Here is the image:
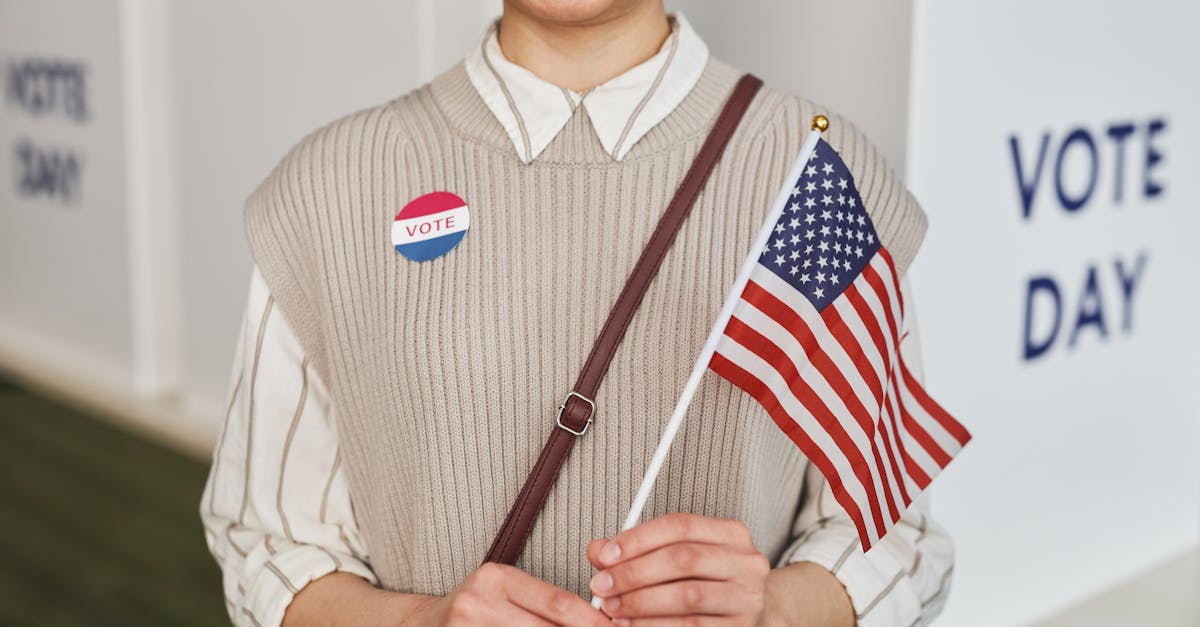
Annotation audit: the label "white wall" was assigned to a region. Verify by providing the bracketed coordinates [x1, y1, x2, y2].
[0, 0, 502, 445]
[906, 1, 1200, 624]
[672, 0, 913, 173]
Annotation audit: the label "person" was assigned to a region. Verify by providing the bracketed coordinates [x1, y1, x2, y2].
[200, 1, 956, 625]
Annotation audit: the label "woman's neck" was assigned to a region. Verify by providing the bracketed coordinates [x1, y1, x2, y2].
[497, 2, 671, 92]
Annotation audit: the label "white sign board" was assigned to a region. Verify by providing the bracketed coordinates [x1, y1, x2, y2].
[906, 1, 1200, 624]
[0, 0, 134, 379]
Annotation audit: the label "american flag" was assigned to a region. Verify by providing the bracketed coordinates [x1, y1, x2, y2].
[710, 138, 971, 550]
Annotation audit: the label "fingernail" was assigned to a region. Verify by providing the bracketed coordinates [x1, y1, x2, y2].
[613, 619, 630, 627]
[599, 541, 621, 565]
[590, 571, 613, 594]
[602, 596, 621, 614]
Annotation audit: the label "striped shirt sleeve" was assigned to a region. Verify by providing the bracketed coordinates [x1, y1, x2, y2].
[778, 277, 956, 626]
[200, 266, 377, 627]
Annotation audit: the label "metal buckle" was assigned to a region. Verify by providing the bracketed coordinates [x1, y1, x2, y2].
[555, 391, 594, 436]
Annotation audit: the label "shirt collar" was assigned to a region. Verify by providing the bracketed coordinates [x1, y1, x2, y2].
[464, 12, 709, 163]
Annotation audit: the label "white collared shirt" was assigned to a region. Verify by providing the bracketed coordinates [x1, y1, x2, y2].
[464, 13, 709, 163]
[201, 14, 954, 627]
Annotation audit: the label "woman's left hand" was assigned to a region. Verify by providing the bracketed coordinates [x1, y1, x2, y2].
[587, 513, 771, 626]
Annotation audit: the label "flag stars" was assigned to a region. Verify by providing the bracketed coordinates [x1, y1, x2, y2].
[763, 146, 883, 309]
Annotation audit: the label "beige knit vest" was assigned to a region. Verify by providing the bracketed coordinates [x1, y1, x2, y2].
[243, 58, 927, 597]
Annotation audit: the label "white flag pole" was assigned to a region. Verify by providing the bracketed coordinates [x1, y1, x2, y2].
[591, 116, 828, 608]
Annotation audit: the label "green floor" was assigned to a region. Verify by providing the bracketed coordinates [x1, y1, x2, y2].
[0, 377, 227, 627]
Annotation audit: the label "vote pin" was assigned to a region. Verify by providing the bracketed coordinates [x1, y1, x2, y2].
[392, 191, 470, 262]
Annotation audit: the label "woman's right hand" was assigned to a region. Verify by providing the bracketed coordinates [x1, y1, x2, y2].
[410, 562, 611, 626]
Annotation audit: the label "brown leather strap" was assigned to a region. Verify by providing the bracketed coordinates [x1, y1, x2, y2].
[484, 74, 764, 566]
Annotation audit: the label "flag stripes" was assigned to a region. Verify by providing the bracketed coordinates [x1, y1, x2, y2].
[713, 252, 969, 549]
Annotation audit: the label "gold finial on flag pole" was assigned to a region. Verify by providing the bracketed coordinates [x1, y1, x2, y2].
[812, 115, 829, 132]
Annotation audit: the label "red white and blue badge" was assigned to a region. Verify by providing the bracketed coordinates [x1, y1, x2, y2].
[392, 191, 470, 262]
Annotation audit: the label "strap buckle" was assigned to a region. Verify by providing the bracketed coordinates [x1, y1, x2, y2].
[555, 391, 594, 436]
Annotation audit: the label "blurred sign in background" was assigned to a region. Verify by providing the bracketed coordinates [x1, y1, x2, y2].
[906, 1, 1200, 624]
[0, 0, 1196, 625]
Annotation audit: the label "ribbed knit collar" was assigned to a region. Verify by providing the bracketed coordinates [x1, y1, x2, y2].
[463, 12, 709, 164]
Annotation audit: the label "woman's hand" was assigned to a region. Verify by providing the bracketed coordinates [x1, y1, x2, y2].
[586, 513, 770, 626]
[413, 562, 612, 626]
[283, 566, 609, 627]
